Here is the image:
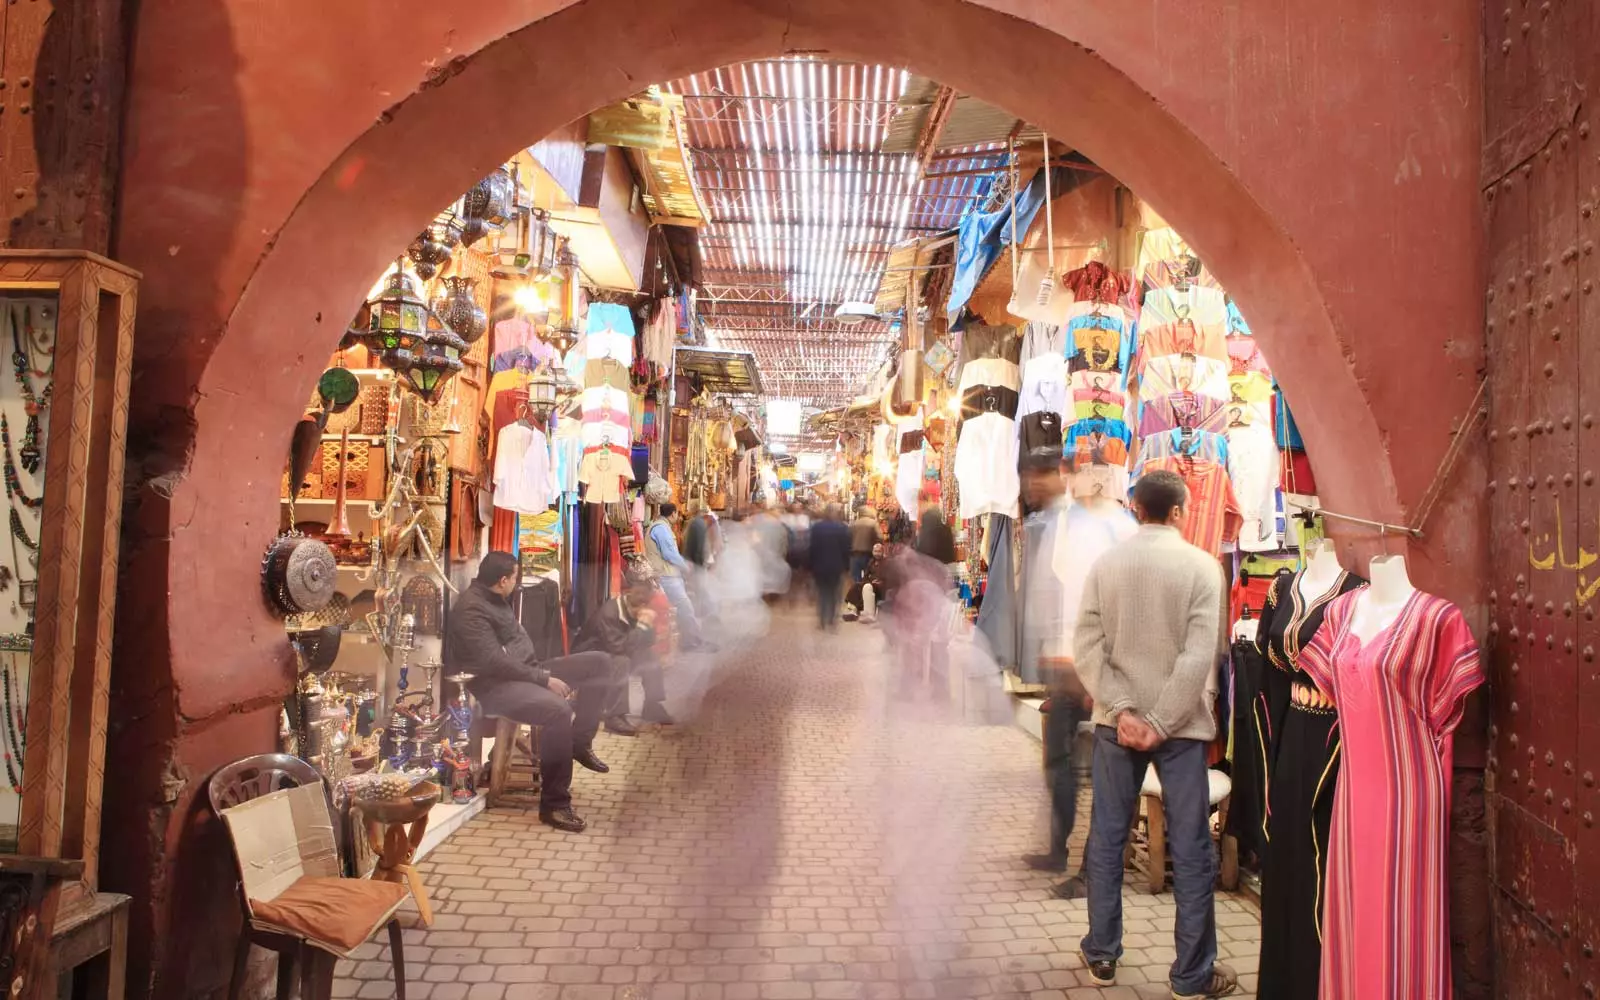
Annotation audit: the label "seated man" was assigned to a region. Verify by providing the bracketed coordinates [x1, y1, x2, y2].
[844, 542, 886, 623]
[446, 551, 619, 833]
[574, 570, 676, 730]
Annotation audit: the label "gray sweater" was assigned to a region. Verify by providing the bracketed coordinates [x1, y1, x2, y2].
[1074, 524, 1223, 741]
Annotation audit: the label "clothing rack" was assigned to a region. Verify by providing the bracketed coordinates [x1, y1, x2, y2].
[1283, 497, 1422, 539]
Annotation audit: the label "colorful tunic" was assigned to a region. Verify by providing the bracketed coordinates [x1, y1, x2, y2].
[1297, 591, 1484, 1000]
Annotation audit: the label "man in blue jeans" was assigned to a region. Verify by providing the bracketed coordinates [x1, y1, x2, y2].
[1074, 470, 1237, 999]
[645, 502, 713, 651]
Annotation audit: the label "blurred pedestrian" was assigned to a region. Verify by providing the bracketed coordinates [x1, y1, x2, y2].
[645, 502, 714, 652]
[808, 503, 852, 631]
[1076, 470, 1236, 998]
[849, 505, 882, 583]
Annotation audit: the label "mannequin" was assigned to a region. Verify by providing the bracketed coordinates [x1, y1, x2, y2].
[1347, 550, 1417, 643]
[1295, 537, 1345, 604]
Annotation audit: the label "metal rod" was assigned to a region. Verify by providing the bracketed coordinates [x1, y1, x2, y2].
[1283, 498, 1423, 539]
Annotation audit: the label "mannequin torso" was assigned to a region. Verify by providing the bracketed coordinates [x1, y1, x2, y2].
[1295, 540, 1345, 605]
[1346, 554, 1417, 643]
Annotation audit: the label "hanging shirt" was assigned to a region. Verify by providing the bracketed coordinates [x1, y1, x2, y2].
[1226, 334, 1271, 378]
[1228, 423, 1281, 553]
[1071, 383, 1127, 423]
[1134, 427, 1230, 478]
[1138, 391, 1226, 438]
[896, 414, 925, 518]
[1142, 454, 1241, 557]
[492, 421, 556, 514]
[1017, 351, 1068, 423]
[955, 357, 1021, 519]
[1135, 318, 1228, 368]
[1064, 417, 1133, 470]
[584, 329, 635, 366]
[578, 450, 626, 504]
[490, 319, 556, 374]
[1225, 370, 1275, 426]
[552, 419, 583, 494]
[1140, 283, 1229, 334]
[1065, 309, 1132, 379]
[1018, 322, 1067, 367]
[584, 301, 637, 338]
[1135, 353, 1231, 402]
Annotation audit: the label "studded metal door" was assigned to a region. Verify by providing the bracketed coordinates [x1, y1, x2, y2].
[1484, 2, 1600, 995]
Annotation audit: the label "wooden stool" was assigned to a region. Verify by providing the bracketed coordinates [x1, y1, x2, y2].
[1131, 768, 1237, 893]
[485, 717, 542, 808]
[363, 813, 435, 928]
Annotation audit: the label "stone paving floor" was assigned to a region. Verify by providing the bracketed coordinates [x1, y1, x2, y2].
[335, 607, 1261, 999]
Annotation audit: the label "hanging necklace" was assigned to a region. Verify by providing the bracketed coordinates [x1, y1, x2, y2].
[1, 416, 41, 510]
[11, 306, 51, 474]
[2, 656, 24, 792]
[9, 509, 37, 568]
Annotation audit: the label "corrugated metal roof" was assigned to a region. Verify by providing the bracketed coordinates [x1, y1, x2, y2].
[881, 74, 1042, 153]
[662, 58, 1023, 411]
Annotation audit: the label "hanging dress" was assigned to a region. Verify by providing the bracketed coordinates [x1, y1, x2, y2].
[1251, 569, 1365, 1000]
[1298, 590, 1484, 1000]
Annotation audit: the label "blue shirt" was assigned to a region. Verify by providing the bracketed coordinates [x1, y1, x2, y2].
[648, 522, 689, 572]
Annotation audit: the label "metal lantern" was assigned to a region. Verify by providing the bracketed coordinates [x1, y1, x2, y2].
[461, 168, 516, 248]
[433, 275, 488, 344]
[406, 211, 465, 280]
[528, 366, 559, 420]
[392, 309, 467, 406]
[530, 209, 559, 279]
[360, 266, 429, 368]
[544, 239, 582, 357]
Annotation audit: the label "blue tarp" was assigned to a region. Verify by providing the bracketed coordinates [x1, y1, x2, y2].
[946, 168, 1061, 322]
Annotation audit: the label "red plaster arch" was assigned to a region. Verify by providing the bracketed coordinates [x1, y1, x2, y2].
[105, 0, 1482, 995]
[159, 0, 1392, 717]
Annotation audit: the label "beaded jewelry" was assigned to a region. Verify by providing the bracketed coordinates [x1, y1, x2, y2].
[0, 416, 41, 510]
[10, 307, 52, 475]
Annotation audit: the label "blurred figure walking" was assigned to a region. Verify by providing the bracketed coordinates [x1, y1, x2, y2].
[808, 504, 852, 631]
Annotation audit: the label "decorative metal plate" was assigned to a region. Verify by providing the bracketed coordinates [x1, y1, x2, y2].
[261, 533, 338, 617]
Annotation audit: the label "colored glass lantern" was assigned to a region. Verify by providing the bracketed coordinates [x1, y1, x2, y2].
[391, 309, 467, 406]
[359, 267, 429, 368]
[528, 366, 559, 420]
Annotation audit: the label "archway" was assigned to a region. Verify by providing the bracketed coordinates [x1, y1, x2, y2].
[106, 0, 1484, 995]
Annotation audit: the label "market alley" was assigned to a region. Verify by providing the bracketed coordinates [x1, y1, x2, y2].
[334, 609, 1263, 999]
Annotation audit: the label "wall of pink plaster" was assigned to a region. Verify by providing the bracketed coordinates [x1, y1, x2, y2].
[104, 0, 1484, 995]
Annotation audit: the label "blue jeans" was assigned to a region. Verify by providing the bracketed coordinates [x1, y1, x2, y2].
[1081, 725, 1217, 993]
[850, 553, 871, 583]
[658, 575, 703, 645]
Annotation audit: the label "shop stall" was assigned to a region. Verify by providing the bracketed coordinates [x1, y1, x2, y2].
[265, 148, 693, 867]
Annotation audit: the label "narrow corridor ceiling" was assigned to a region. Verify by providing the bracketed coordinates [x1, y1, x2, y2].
[664, 59, 1028, 428]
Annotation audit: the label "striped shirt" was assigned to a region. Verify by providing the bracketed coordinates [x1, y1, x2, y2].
[1142, 454, 1240, 557]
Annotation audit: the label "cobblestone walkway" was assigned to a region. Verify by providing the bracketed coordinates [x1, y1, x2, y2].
[336, 609, 1261, 999]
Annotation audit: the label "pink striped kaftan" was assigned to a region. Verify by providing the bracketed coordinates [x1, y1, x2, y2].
[1297, 590, 1483, 1000]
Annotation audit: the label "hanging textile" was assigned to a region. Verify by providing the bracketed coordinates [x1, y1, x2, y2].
[946, 169, 1063, 321]
[973, 514, 1018, 668]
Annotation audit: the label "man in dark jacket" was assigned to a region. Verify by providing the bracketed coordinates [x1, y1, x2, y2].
[808, 504, 853, 631]
[574, 571, 675, 729]
[447, 551, 618, 833]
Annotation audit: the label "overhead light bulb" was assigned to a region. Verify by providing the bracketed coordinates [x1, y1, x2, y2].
[513, 284, 546, 314]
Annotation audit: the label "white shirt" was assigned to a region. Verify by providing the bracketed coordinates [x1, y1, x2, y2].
[493, 422, 557, 514]
[955, 414, 1019, 519]
[1228, 423, 1281, 552]
[1018, 352, 1068, 423]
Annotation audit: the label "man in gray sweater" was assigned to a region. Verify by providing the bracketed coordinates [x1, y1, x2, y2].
[1074, 470, 1237, 999]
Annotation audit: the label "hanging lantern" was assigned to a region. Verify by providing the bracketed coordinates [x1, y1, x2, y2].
[406, 210, 465, 280]
[460, 168, 517, 248]
[528, 366, 559, 420]
[531, 209, 559, 279]
[433, 275, 488, 344]
[544, 239, 582, 357]
[354, 265, 428, 368]
[391, 310, 467, 406]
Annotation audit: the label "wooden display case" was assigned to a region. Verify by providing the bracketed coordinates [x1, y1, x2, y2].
[0, 251, 138, 998]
